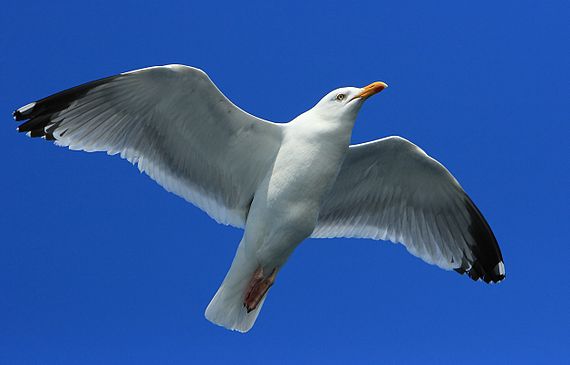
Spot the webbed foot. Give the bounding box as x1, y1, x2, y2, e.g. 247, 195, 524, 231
244, 266, 277, 313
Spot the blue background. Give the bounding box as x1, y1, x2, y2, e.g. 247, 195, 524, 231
1, 1, 568, 363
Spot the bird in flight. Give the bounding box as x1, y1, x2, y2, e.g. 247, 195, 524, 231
13, 64, 505, 332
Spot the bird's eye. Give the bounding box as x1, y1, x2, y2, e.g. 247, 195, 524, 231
336, 94, 345, 101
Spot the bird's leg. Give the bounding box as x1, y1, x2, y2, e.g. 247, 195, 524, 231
244, 266, 277, 313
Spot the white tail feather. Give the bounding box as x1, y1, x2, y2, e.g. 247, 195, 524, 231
205, 240, 268, 333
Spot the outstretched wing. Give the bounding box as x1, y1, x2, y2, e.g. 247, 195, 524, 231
313, 136, 505, 283
14, 64, 283, 228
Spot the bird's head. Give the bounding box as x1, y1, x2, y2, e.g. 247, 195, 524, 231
310, 82, 388, 122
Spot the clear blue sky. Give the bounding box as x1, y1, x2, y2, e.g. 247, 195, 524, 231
1, 1, 568, 364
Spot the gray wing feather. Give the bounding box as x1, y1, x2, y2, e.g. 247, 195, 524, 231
14, 64, 283, 228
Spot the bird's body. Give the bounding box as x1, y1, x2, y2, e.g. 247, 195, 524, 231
206, 106, 357, 330
260, 108, 356, 257
13, 64, 505, 332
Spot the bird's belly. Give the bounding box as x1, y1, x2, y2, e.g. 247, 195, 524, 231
243, 143, 346, 265
245, 194, 320, 267
268, 138, 345, 206
266, 149, 341, 224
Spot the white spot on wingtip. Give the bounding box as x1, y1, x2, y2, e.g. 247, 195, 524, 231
497, 261, 505, 276
18, 102, 36, 114
26, 131, 31, 137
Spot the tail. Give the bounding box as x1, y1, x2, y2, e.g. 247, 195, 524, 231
205, 240, 268, 333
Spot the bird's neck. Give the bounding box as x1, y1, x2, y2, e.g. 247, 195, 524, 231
287, 110, 355, 155
290, 109, 356, 137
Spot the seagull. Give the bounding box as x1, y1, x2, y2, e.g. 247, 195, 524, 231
13, 64, 505, 332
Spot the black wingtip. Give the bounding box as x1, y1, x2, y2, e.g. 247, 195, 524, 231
456, 261, 506, 284
455, 195, 506, 284
13, 109, 23, 121
12, 73, 123, 140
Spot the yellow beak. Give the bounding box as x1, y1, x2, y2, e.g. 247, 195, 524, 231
357, 81, 388, 100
